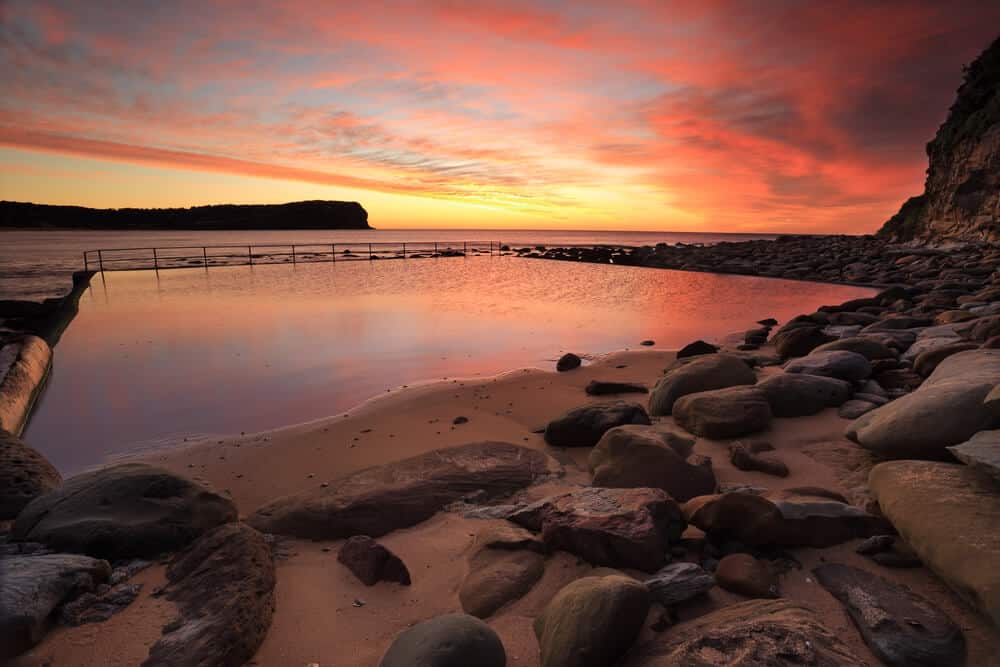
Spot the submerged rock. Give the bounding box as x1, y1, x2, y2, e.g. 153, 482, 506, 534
544, 401, 651, 447
381, 613, 506, 667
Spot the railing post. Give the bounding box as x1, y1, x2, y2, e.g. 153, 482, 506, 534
292, 245, 296, 264
434, 242, 438, 255
465, 241, 468, 254
98, 250, 104, 272
203, 247, 208, 265
153, 247, 159, 270
248, 245, 253, 265
369, 243, 372, 260
332, 244, 336, 262
403, 242, 406, 258
84, 251, 89, 271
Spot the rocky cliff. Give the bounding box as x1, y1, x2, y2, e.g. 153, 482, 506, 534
880, 36, 1000, 244
0, 200, 371, 230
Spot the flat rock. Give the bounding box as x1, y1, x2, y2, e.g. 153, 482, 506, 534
460, 548, 544, 618
715, 553, 778, 598
672, 386, 771, 439
756, 373, 851, 417
143, 523, 276, 667
12, 463, 237, 559
585, 380, 648, 396
648, 354, 756, 416
870, 460, 1000, 624
0, 429, 61, 520
621, 598, 866, 666
948, 430, 1000, 481
813, 563, 965, 667
250, 442, 557, 539
0, 553, 111, 660
589, 425, 715, 502
544, 401, 651, 447
534, 575, 649, 667
784, 350, 871, 382
338, 535, 411, 586
644, 562, 714, 606
380, 613, 506, 667
511, 487, 685, 572
473, 523, 545, 553
813, 336, 897, 360
838, 399, 878, 419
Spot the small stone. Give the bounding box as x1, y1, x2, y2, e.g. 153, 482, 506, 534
452, 416, 469, 425
337, 536, 411, 586
715, 553, 779, 598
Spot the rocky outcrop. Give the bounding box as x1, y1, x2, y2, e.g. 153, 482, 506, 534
380, 614, 506, 667
0, 429, 61, 520
249, 441, 558, 539
879, 37, 1000, 244
0, 335, 51, 437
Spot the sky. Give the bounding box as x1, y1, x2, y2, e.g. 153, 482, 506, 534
0, 1, 997, 232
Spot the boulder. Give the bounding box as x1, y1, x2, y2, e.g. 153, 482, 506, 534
715, 553, 778, 598
621, 599, 866, 666
772, 326, 835, 358
870, 461, 1000, 625
556, 353, 581, 372
948, 430, 1000, 481
784, 350, 871, 382
676, 340, 718, 358
337, 535, 411, 586
510, 487, 685, 572
12, 463, 236, 559
250, 442, 557, 539
912, 342, 979, 376
544, 402, 651, 447
813, 336, 896, 360
728, 442, 788, 477
963, 314, 1000, 342
0, 430, 61, 520
585, 380, 648, 396
460, 548, 544, 618
814, 563, 965, 667
588, 425, 715, 502
534, 575, 649, 667
380, 613, 506, 667
901, 334, 965, 363
862, 315, 933, 332
672, 386, 771, 439
0, 335, 51, 437
847, 350, 1000, 458
143, 523, 275, 667
0, 553, 111, 660
644, 562, 714, 606
756, 374, 851, 417
648, 354, 756, 416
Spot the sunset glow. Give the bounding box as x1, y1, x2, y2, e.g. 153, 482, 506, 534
2, 0, 997, 232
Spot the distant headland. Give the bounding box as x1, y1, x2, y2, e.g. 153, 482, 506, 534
0, 200, 372, 231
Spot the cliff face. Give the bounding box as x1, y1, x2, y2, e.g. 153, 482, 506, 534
0, 200, 371, 230
880, 36, 1000, 244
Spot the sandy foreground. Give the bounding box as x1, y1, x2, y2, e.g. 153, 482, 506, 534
14, 348, 1000, 666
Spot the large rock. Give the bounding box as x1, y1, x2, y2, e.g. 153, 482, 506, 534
0, 553, 111, 660
460, 548, 544, 618
813, 336, 896, 360
588, 425, 715, 502
544, 402, 650, 447
648, 354, 756, 416
12, 463, 237, 559
511, 487, 685, 572
672, 386, 771, 439
715, 553, 778, 598
0, 430, 61, 520
0, 335, 51, 437
143, 523, 276, 667
964, 314, 1000, 342
772, 326, 835, 359
862, 315, 933, 331
644, 562, 714, 606
756, 373, 851, 417
913, 341, 979, 376
250, 442, 557, 539
948, 430, 1000, 481
337, 535, 411, 586
534, 575, 649, 667
870, 460, 1000, 625
620, 598, 866, 666
847, 350, 1000, 458
380, 613, 506, 667
814, 563, 965, 667
783, 350, 871, 382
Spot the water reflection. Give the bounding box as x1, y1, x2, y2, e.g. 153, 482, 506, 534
24, 256, 874, 473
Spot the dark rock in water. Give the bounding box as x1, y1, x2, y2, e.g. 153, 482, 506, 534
744, 328, 769, 345
758, 317, 778, 326
250, 442, 558, 539
672, 386, 772, 439
535, 575, 649, 667
715, 553, 779, 598
143, 523, 275, 667
556, 352, 581, 372
459, 548, 543, 618
621, 598, 866, 666
11, 463, 237, 559
585, 380, 648, 396
648, 354, 756, 416
0, 553, 111, 659
381, 613, 506, 667
640, 339, 655, 346
676, 340, 718, 358
644, 562, 714, 606
544, 401, 650, 447
0, 429, 61, 520
772, 326, 835, 358
757, 373, 851, 417
729, 442, 788, 477
337, 535, 411, 586
510, 487, 685, 572
813, 563, 965, 667
856, 534, 895, 555
784, 350, 871, 382
589, 425, 715, 502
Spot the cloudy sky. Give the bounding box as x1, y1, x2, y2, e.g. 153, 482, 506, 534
1, 1, 997, 231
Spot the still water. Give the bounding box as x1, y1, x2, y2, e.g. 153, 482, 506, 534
23, 256, 873, 474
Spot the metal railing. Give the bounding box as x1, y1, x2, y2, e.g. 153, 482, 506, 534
83, 241, 504, 272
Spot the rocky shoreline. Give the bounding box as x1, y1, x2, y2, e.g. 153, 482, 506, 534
1, 234, 998, 666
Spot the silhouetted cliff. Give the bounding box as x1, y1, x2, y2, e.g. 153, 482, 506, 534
0, 200, 372, 230
880, 36, 999, 244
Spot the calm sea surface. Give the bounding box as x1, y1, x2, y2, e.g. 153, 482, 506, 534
0, 228, 781, 300
20, 255, 874, 474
